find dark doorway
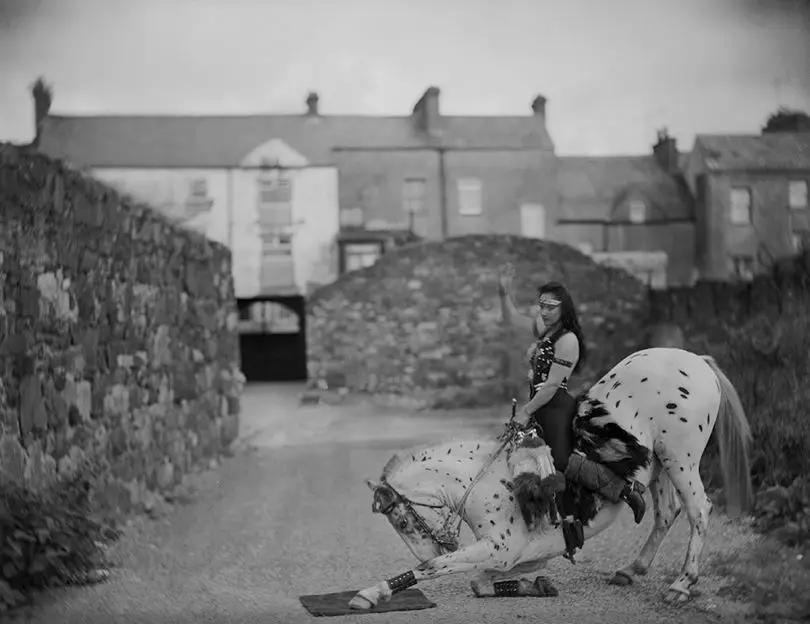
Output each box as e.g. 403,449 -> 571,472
237,296 -> 307,382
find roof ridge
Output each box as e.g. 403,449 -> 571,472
46,112 -> 539,122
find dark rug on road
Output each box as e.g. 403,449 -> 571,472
298,589 -> 437,616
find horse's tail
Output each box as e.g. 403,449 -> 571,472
701,355 -> 754,516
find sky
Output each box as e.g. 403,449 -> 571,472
1,0 -> 809,155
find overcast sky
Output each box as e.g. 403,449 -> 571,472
1,0 -> 808,155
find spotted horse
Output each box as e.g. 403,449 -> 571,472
350,348 -> 753,609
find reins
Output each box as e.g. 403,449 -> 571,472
382,400 -> 524,552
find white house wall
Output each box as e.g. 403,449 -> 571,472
91,165 -> 339,298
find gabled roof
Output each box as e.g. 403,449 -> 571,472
37,112 -> 554,169
556,155 -> 693,222
694,133 -> 810,171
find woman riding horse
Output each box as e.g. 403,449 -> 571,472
498,263 -> 646,524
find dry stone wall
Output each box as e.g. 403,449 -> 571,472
307,235 -> 650,408
0,143 -> 243,515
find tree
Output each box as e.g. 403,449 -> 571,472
762,107 -> 810,133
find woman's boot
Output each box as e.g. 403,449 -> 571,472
563,452 -> 646,524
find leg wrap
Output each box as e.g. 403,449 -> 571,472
493,580 -> 521,596
564,453 -> 625,503
386,571 -> 417,594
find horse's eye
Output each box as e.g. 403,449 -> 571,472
398,518 -> 409,531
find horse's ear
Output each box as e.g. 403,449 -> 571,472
365,478 -> 380,491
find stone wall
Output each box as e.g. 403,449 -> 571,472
0,144 -> 243,515
307,235 -> 650,408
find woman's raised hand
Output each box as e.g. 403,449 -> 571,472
498,262 -> 515,293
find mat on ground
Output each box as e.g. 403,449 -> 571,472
298,589 -> 437,617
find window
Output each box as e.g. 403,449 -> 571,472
403,178 -> 426,215
260,230 -> 292,255
520,204 -> 546,238
189,178 -> 208,198
731,255 -> 755,281
457,178 -> 482,216
789,180 -> 808,210
344,243 -> 382,272
628,199 -> 646,224
729,187 -> 752,225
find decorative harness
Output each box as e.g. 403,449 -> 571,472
372,400 -> 525,553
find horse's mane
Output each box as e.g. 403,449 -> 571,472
381,434 -> 499,481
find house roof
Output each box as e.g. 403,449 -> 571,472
37,112 -> 554,169
556,155 -> 694,222
694,133 -> 810,171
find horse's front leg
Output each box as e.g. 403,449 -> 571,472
349,538 -> 507,610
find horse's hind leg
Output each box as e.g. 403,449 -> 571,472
661,461 -> 712,603
610,458 -> 682,586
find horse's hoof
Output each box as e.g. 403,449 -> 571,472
533,576 -> 558,597
608,571 -> 634,586
470,580 -> 491,598
348,595 -> 374,610
663,589 -> 690,604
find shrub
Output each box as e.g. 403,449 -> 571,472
0,459 -> 118,613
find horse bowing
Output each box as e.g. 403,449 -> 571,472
352,348 -> 753,608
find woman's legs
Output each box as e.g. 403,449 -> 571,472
530,389 -> 576,472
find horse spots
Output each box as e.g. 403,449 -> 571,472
611,380 -> 622,390
477,524 -> 483,529
615,401 -> 621,409
707,413 -> 711,424
680,466 -> 684,471
698,424 -> 704,432
679,417 -> 688,423
490,520 -> 496,526
493,493 -> 500,499
447,448 -> 452,455
506,528 -> 512,536
687,452 -> 691,457
500,533 -> 505,541
597,379 -> 606,385
640,377 -> 648,383
609,373 -> 616,379
509,516 -> 515,524
666,402 -> 678,410
662,430 -> 667,434
634,411 -> 639,419
476,444 -> 480,450
678,387 -> 690,396
421,457 -> 427,462
509,495 -> 514,502
411,455 -> 416,461
494,544 -> 501,551
679,369 -> 689,377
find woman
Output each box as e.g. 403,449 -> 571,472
497,263 -> 646,524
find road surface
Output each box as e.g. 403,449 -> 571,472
22,383 -> 758,624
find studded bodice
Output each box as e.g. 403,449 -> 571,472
527,327 -> 569,399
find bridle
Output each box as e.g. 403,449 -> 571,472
371,400 -> 524,554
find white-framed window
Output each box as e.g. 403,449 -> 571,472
260,229 -> 292,255
189,178 -> 208,198
628,199 -> 646,224
789,180 -> 808,210
519,203 -> 546,238
344,243 -> 382,272
731,255 -> 755,281
403,178 -> 426,215
457,178 -> 482,216
729,187 -> 752,225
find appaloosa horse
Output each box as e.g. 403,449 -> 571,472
350,348 -> 753,609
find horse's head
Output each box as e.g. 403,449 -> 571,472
365,476 -> 455,562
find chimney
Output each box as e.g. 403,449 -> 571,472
531,94 -> 547,120
31,77 -> 53,147
412,86 -> 441,135
306,92 -> 319,116
653,128 -> 679,174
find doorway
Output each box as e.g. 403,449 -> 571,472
237,296 -> 307,382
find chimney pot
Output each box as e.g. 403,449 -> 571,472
653,127 -> 679,174
412,86 -> 441,135
306,92 -> 319,116
31,77 -> 53,147
531,95 -> 547,117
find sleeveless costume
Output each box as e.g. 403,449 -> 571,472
526,326 -> 576,472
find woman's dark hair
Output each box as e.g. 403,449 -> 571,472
536,281 -> 587,373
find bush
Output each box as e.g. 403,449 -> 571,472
0,460 -> 118,613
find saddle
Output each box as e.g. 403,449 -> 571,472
505,429 -> 587,563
